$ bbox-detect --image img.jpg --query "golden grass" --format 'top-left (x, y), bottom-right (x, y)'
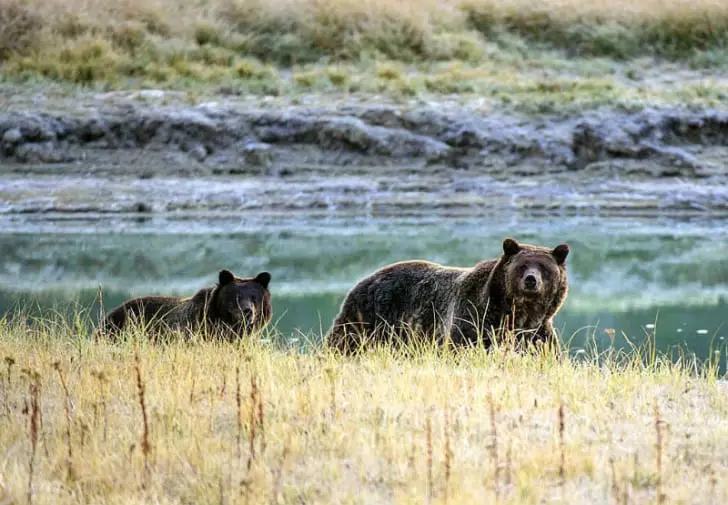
top-left (1, 313), bottom-right (728, 504)
top-left (2, 0), bottom-right (728, 89)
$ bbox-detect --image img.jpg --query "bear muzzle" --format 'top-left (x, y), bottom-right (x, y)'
top-left (521, 270), bottom-right (542, 294)
top-left (239, 305), bottom-right (258, 332)
top-left (225, 302), bottom-right (258, 335)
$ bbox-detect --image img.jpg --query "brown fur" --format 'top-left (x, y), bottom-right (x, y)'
top-left (325, 237), bottom-right (569, 354)
top-left (98, 270), bottom-right (272, 341)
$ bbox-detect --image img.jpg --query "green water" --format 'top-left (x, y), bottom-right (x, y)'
top-left (1, 212), bottom-right (727, 364)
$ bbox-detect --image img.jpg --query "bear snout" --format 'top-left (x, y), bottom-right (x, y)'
top-left (522, 270), bottom-right (541, 293)
top-left (242, 307), bottom-right (255, 323)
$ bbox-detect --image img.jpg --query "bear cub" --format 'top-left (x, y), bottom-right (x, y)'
top-left (99, 269), bottom-right (272, 341)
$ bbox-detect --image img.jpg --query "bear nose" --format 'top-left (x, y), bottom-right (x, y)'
top-left (242, 308), bottom-right (254, 322)
top-left (524, 274), bottom-right (538, 290)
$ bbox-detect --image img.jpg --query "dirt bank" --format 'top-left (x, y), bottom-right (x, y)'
top-left (1, 90), bottom-right (727, 175)
top-left (1, 90), bottom-right (727, 215)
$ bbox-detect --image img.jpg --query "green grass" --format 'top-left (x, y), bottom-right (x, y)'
top-left (0, 310), bottom-right (727, 504)
top-left (2, 0), bottom-right (728, 104)
top-left (5, 58), bottom-right (728, 115)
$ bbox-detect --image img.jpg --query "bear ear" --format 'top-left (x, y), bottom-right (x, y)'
top-left (218, 269), bottom-right (235, 286)
top-left (254, 272), bottom-right (271, 289)
top-left (552, 244), bottom-right (570, 265)
top-left (502, 237), bottom-right (521, 257)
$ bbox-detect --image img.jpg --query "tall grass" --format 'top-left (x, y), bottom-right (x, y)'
top-left (0, 310), bottom-right (727, 504)
top-left (1, 0), bottom-right (728, 88)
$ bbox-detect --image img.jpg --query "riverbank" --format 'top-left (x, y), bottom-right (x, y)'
top-left (3, 86), bottom-right (728, 176)
top-left (1, 87), bottom-right (727, 216)
top-left (4, 0), bottom-right (728, 189)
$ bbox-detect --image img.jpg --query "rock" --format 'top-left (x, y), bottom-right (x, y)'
top-left (133, 201), bottom-right (153, 213)
top-left (639, 143), bottom-right (707, 176)
top-left (163, 151), bottom-right (193, 165)
top-left (188, 144), bottom-right (208, 162)
top-left (14, 142), bottom-right (74, 163)
top-left (78, 118), bottom-right (108, 142)
top-left (2, 128), bottom-right (23, 145)
top-left (241, 141), bottom-right (272, 168)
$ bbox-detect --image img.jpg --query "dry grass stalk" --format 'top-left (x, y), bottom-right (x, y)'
top-left (558, 401), bottom-right (565, 488)
top-left (248, 374), bottom-right (259, 470)
top-left (324, 366), bottom-right (336, 419)
top-left (96, 285), bottom-right (105, 340)
top-left (709, 464), bottom-right (717, 504)
top-left (208, 386), bottom-right (216, 433)
top-left (3, 356), bottom-right (14, 417)
top-left (134, 348), bottom-right (151, 487)
top-left (53, 362), bottom-right (75, 481)
top-left (218, 475), bottom-right (226, 505)
top-left (271, 435), bottom-right (291, 505)
top-left (257, 378), bottom-right (266, 456)
top-left (488, 393), bottom-right (500, 501)
top-left (78, 420), bottom-right (89, 448)
top-left (408, 435), bottom-right (417, 477)
top-left (91, 370), bottom-right (108, 442)
top-left (219, 365), bottom-right (227, 400)
top-left (654, 401), bottom-right (665, 505)
top-left (25, 369), bottom-right (41, 505)
top-left (505, 441), bottom-right (512, 487)
top-left (236, 365), bottom-right (242, 464)
top-left (425, 408), bottom-right (433, 505)
top-left (444, 404), bottom-right (453, 505)
top-left (609, 454), bottom-right (619, 499)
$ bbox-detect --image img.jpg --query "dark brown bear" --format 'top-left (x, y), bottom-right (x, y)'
top-left (98, 270), bottom-right (272, 340)
top-left (325, 238), bottom-right (569, 353)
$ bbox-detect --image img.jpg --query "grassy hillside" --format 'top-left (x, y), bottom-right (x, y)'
top-left (2, 0), bottom-right (728, 109)
top-left (1, 314), bottom-right (727, 504)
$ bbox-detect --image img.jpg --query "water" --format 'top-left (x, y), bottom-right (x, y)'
top-left (1, 211), bottom-right (727, 365)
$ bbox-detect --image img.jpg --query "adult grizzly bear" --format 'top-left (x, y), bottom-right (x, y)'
top-left (325, 238), bottom-right (569, 354)
top-left (98, 270), bottom-right (272, 341)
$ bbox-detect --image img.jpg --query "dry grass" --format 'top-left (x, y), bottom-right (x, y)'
top-left (1, 312), bottom-right (728, 504)
top-left (1, 0), bottom-right (728, 90)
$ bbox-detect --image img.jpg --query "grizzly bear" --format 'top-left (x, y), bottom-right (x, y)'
top-left (98, 270), bottom-right (272, 341)
top-left (325, 238), bottom-right (569, 354)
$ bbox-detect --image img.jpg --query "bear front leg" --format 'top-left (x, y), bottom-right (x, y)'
top-left (325, 319), bottom-right (366, 355)
top-left (533, 319), bottom-right (561, 351)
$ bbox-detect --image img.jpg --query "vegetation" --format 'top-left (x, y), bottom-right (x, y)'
top-left (1, 0), bottom-right (728, 105)
top-left (1, 310), bottom-right (727, 504)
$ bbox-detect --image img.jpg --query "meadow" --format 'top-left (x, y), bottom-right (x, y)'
top-left (1, 312), bottom-right (727, 505)
top-left (2, 0), bottom-right (728, 110)
top-left (2, 1), bottom-right (728, 503)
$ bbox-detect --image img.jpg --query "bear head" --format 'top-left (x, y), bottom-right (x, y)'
top-left (210, 269), bottom-right (272, 336)
top-left (500, 237), bottom-right (569, 302)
